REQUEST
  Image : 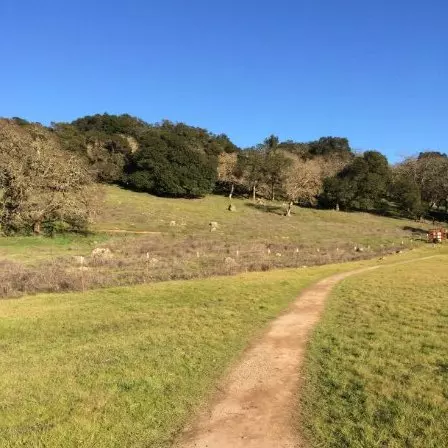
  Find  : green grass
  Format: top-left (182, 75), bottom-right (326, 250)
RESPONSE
top-left (96, 185), bottom-right (427, 247)
top-left (0, 246), bottom-right (445, 446)
top-left (301, 253), bottom-right (448, 447)
top-left (0, 234), bottom-right (109, 263)
top-left (0, 254), bottom-right (396, 448)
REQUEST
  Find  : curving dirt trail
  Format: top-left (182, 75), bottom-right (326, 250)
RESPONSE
top-left (175, 266), bottom-right (380, 448)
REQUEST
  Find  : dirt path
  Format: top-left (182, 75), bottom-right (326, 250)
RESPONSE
top-left (175, 266), bottom-right (379, 448)
top-left (96, 229), bottom-right (162, 235)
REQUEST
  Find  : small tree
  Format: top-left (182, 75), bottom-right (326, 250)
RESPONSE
top-left (263, 150), bottom-right (291, 201)
top-left (0, 120), bottom-right (96, 235)
top-left (390, 176), bottom-right (424, 218)
top-left (217, 152), bottom-right (240, 199)
top-left (394, 153), bottom-right (448, 213)
top-left (238, 149), bottom-right (265, 201)
top-left (283, 157), bottom-right (322, 216)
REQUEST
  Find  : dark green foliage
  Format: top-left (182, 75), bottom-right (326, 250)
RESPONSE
top-left (52, 114), bottom-right (237, 197)
top-left (308, 136), bottom-right (351, 157)
top-left (52, 122), bottom-right (133, 183)
top-left (278, 140), bottom-right (310, 158)
top-left (2, 112), bottom-right (402, 211)
top-left (125, 131), bottom-right (217, 197)
top-left (321, 151), bottom-right (390, 210)
top-left (390, 177), bottom-right (424, 218)
top-left (417, 151), bottom-right (447, 160)
top-left (156, 120), bottom-right (238, 157)
top-left (71, 113), bottom-right (149, 137)
top-left (237, 137), bottom-right (292, 201)
top-left (279, 136), bottom-right (353, 160)
top-left (321, 177), bottom-right (354, 209)
top-left (264, 134), bottom-right (280, 151)
top-left (263, 147), bottom-right (291, 201)
top-left (11, 117), bottom-right (30, 126)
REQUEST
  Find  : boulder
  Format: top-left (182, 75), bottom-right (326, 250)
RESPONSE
top-left (224, 257), bottom-right (237, 266)
top-left (209, 221), bottom-right (219, 232)
top-left (91, 248), bottom-right (113, 259)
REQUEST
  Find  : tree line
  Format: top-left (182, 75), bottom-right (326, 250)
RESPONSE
top-left (0, 114), bottom-right (447, 235)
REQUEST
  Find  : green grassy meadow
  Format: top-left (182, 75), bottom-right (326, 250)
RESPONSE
top-left (0, 243), bottom-right (446, 446)
top-left (95, 186), bottom-right (427, 247)
top-left (301, 253), bottom-right (448, 447)
top-left (0, 260), bottom-right (373, 448)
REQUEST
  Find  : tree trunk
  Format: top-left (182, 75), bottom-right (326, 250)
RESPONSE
top-left (229, 183), bottom-right (234, 200)
top-left (271, 183), bottom-right (275, 201)
top-left (286, 201), bottom-right (293, 216)
top-left (33, 221), bottom-right (42, 235)
top-left (252, 184), bottom-right (256, 202)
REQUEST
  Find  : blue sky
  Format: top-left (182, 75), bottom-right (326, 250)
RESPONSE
top-left (1, 0), bottom-right (447, 161)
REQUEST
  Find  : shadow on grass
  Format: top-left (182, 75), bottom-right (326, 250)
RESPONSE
top-left (245, 202), bottom-right (286, 216)
top-left (402, 226), bottom-right (427, 236)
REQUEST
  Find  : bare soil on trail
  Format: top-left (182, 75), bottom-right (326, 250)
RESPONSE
top-left (97, 229), bottom-right (162, 234)
top-left (175, 267), bottom-right (378, 448)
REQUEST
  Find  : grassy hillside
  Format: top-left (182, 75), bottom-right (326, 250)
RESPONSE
top-left (96, 186), bottom-right (427, 245)
top-left (301, 253), bottom-right (448, 447)
top-left (0, 185), bottom-right (432, 298)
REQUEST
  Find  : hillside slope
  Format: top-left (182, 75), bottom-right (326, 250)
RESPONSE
top-left (0, 185), bottom-right (431, 298)
top-left (95, 185), bottom-right (427, 246)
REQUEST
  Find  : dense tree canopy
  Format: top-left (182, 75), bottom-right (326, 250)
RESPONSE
top-left (321, 151), bottom-right (390, 210)
top-left (391, 152), bottom-right (448, 217)
top-left (124, 130), bottom-right (217, 197)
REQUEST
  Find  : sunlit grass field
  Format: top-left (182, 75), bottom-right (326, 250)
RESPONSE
top-left (95, 186), bottom-right (427, 247)
top-left (301, 254), bottom-right (448, 447)
top-left (0, 185), bottom-right (428, 264)
top-left (0, 260), bottom-right (366, 448)
top-left (0, 246), bottom-right (446, 446)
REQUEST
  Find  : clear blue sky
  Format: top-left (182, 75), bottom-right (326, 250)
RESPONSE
top-left (1, 0), bottom-right (447, 161)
